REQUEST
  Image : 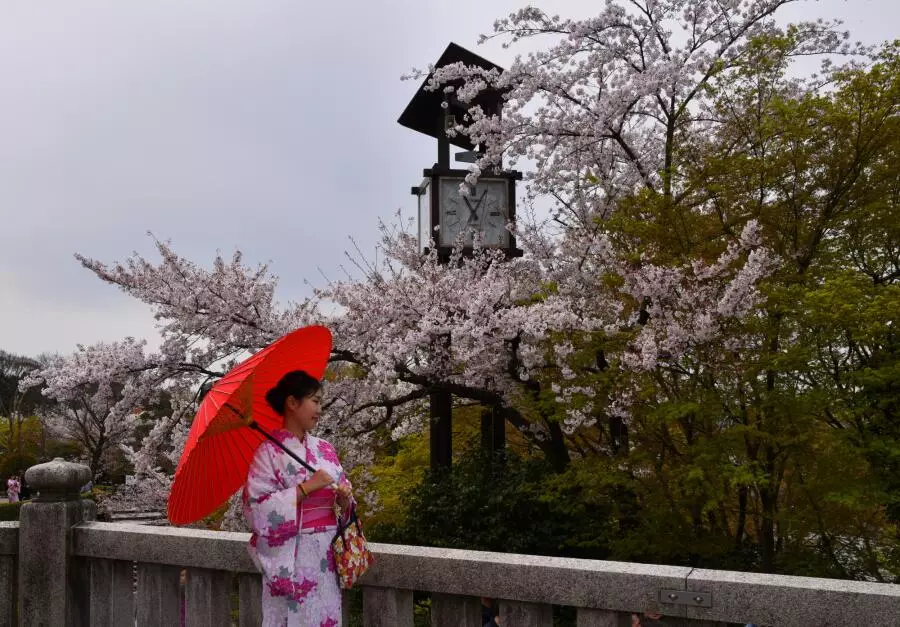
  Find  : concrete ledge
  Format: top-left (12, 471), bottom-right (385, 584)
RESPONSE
top-left (363, 543), bottom-right (690, 615)
top-left (0, 522), bottom-right (18, 556)
top-left (685, 568), bottom-right (900, 627)
top-left (68, 523), bottom-right (900, 625)
top-left (71, 525), bottom-right (687, 614)
top-left (73, 523), bottom-right (258, 573)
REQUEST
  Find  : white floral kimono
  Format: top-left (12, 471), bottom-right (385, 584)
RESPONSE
top-left (243, 430), bottom-right (353, 627)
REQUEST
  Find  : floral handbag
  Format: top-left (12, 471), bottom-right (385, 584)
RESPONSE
top-left (331, 507), bottom-right (374, 589)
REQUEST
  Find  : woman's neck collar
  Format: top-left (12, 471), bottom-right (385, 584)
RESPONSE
top-left (284, 425), bottom-right (307, 442)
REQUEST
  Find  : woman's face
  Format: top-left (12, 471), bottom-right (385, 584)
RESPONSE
top-left (284, 391), bottom-right (323, 433)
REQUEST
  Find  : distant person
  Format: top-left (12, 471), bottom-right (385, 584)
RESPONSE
top-left (6, 476), bottom-right (21, 503)
top-left (632, 612), bottom-right (664, 625)
top-left (481, 597), bottom-right (499, 626)
top-left (18, 477), bottom-right (30, 501)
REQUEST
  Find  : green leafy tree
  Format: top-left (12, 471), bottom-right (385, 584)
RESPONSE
top-left (598, 39), bottom-right (900, 576)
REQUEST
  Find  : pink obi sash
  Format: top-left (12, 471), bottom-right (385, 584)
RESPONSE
top-left (299, 487), bottom-right (337, 530)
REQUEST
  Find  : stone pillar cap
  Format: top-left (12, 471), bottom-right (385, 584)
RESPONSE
top-left (24, 458), bottom-right (92, 501)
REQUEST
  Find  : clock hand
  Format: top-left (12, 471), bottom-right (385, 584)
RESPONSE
top-left (463, 196), bottom-right (479, 224)
top-left (473, 190), bottom-right (488, 219)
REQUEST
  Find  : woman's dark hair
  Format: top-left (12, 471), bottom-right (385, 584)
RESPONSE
top-left (265, 370), bottom-right (322, 416)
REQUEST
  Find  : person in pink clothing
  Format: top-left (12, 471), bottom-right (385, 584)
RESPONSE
top-left (6, 475), bottom-right (20, 503)
top-left (242, 370), bottom-right (355, 627)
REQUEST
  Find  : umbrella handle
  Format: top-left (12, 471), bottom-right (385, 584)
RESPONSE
top-left (249, 422), bottom-right (339, 489)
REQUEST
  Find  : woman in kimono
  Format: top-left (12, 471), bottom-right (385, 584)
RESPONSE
top-left (243, 370), bottom-right (355, 627)
top-left (6, 476), bottom-right (20, 503)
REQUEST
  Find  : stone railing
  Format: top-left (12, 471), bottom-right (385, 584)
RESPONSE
top-left (1, 458), bottom-right (900, 626)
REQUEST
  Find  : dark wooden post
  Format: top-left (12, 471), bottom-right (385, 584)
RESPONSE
top-left (480, 406), bottom-right (506, 468)
top-left (430, 391), bottom-right (453, 471)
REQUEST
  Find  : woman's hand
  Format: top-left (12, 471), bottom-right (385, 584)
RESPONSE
top-left (335, 483), bottom-right (353, 510)
top-left (309, 469), bottom-right (335, 492)
top-left (298, 469), bottom-right (335, 499)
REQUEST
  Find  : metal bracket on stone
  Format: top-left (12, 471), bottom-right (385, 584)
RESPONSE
top-left (658, 589), bottom-right (712, 608)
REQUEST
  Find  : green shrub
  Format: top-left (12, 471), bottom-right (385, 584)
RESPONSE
top-left (371, 448), bottom-right (617, 560)
top-left (0, 502), bottom-right (23, 521)
top-left (83, 484), bottom-right (115, 501)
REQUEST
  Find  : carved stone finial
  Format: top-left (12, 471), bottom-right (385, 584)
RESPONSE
top-left (24, 458), bottom-right (92, 502)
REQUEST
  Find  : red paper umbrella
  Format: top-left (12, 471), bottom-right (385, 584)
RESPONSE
top-left (167, 325), bottom-right (332, 525)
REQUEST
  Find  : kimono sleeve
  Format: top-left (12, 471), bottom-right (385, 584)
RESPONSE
top-left (315, 436), bottom-right (357, 524)
top-left (336, 460), bottom-right (358, 524)
top-left (243, 443), bottom-right (305, 601)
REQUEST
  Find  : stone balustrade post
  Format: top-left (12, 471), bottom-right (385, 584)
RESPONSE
top-left (17, 458), bottom-right (95, 627)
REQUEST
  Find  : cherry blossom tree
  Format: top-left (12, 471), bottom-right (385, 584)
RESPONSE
top-left (20, 243), bottom-right (319, 503)
top-left (20, 339), bottom-right (154, 480)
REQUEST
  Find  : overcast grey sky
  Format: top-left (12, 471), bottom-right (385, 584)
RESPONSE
top-left (0, 0), bottom-right (896, 357)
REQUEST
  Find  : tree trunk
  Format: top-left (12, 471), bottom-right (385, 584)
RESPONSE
top-left (608, 415), bottom-right (629, 455)
top-left (758, 449), bottom-right (780, 573)
top-left (759, 487), bottom-right (777, 573)
top-left (480, 406), bottom-right (506, 476)
top-left (758, 311), bottom-right (783, 573)
top-left (545, 421), bottom-right (570, 472)
top-left (735, 485), bottom-right (748, 550)
top-left (88, 436), bottom-right (106, 481)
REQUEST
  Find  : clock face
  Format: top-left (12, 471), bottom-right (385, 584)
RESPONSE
top-left (438, 177), bottom-right (510, 248)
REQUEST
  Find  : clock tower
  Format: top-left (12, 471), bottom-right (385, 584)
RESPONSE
top-left (399, 43), bottom-right (516, 470)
